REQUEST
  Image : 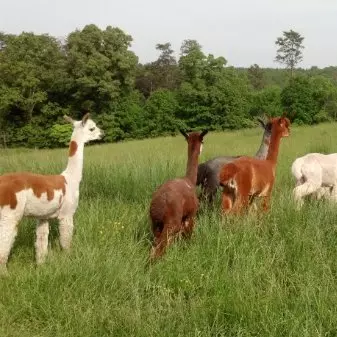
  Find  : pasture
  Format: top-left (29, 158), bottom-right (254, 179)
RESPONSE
top-left (1, 122), bottom-right (337, 337)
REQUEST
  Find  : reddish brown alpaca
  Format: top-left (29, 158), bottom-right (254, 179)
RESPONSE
top-left (149, 130), bottom-right (208, 259)
top-left (219, 116), bottom-right (290, 214)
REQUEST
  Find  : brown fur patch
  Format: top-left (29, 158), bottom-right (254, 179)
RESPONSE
top-left (219, 116), bottom-right (291, 214)
top-left (150, 130), bottom-right (207, 259)
top-left (68, 141), bottom-right (78, 157)
top-left (0, 173), bottom-right (66, 209)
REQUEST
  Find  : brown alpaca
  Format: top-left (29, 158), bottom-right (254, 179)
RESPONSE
top-left (149, 130), bottom-right (208, 259)
top-left (219, 116), bottom-right (290, 214)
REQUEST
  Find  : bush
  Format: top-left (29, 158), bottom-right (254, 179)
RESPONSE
top-left (250, 86), bottom-right (283, 117)
top-left (144, 89), bottom-right (183, 137)
top-left (49, 123), bottom-right (73, 147)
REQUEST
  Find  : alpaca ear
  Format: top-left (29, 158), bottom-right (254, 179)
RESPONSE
top-left (257, 117), bottom-right (265, 128)
top-left (179, 129), bottom-right (189, 140)
top-left (200, 130), bottom-right (208, 139)
top-left (64, 115), bottom-right (74, 124)
top-left (265, 122), bottom-right (272, 132)
top-left (82, 113), bottom-right (90, 126)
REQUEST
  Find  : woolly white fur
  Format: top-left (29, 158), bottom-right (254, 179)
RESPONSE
top-left (291, 153), bottom-right (337, 208)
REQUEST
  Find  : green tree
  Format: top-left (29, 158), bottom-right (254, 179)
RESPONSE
top-left (153, 43), bottom-right (179, 89)
top-left (0, 32), bottom-right (66, 123)
top-left (275, 30), bottom-right (304, 77)
top-left (250, 86), bottom-right (282, 117)
top-left (143, 89), bottom-right (182, 137)
top-left (135, 42), bottom-right (180, 97)
top-left (177, 40), bottom-right (251, 130)
top-left (66, 24), bottom-right (138, 113)
top-left (281, 76), bottom-right (316, 124)
top-left (310, 76), bottom-right (337, 122)
top-left (179, 40), bottom-right (205, 83)
top-left (248, 64), bottom-right (265, 90)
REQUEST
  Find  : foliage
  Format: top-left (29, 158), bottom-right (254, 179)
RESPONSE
top-left (177, 42), bottom-right (251, 130)
top-left (142, 89), bottom-right (182, 137)
top-left (281, 75), bottom-right (337, 125)
top-left (0, 26), bottom-right (336, 148)
top-left (49, 123), bottom-right (73, 147)
top-left (250, 86), bottom-right (283, 117)
top-left (248, 64), bottom-right (265, 90)
top-left (281, 76), bottom-right (316, 124)
top-left (65, 24), bottom-right (138, 113)
top-left (135, 43), bottom-right (180, 98)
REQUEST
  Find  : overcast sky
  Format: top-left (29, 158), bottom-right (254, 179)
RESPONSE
top-left (1, 0), bottom-right (336, 68)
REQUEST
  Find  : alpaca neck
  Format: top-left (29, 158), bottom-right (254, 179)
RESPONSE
top-left (62, 136), bottom-right (85, 183)
top-left (185, 149), bottom-right (199, 185)
top-left (266, 130), bottom-right (282, 164)
top-left (255, 132), bottom-right (270, 160)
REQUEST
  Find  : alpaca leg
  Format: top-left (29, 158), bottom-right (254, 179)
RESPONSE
top-left (58, 216), bottom-right (74, 251)
top-left (150, 222), bottom-right (179, 259)
top-left (328, 186), bottom-right (337, 202)
top-left (200, 179), bottom-right (217, 204)
top-left (35, 220), bottom-right (49, 265)
top-left (205, 175), bottom-right (219, 204)
top-left (262, 195), bottom-right (271, 212)
top-left (231, 198), bottom-right (242, 214)
top-left (293, 181), bottom-right (320, 209)
top-left (314, 187), bottom-right (332, 200)
top-left (182, 217), bottom-right (195, 239)
top-left (204, 187), bottom-right (217, 204)
top-left (233, 195), bottom-right (250, 214)
top-left (0, 216), bottom-right (19, 274)
top-left (221, 192), bottom-right (234, 213)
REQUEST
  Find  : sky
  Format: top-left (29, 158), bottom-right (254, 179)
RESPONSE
top-left (1, 0), bottom-right (336, 68)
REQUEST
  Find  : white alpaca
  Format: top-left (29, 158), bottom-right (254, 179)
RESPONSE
top-left (291, 153), bottom-right (337, 208)
top-left (0, 113), bottom-right (103, 274)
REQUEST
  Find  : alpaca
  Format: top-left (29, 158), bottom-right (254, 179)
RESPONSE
top-left (197, 118), bottom-right (272, 203)
top-left (219, 116), bottom-right (290, 214)
top-left (149, 130), bottom-right (208, 259)
top-left (0, 113), bottom-right (103, 274)
top-left (292, 153), bottom-right (337, 208)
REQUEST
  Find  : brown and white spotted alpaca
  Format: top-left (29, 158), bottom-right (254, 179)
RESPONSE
top-left (149, 130), bottom-right (208, 260)
top-left (0, 113), bottom-right (103, 274)
top-left (219, 116), bottom-right (290, 214)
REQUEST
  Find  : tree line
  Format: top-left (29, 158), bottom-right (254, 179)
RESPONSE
top-left (0, 25), bottom-right (336, 148)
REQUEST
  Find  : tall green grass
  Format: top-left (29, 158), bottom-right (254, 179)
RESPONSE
top-left (1, 123), bottom-right (337, 336)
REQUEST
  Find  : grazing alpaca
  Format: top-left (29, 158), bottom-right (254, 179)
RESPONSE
top-left (0, 113), bottom-right (103, 274)
top-left (197, 118), bottom-right (272, 203)
top-left (149, 130), bottom-right (208, 259)
top-left (219, 116), bottom-right (290, 214)
top-left (292, 153), bottom-right (337, 208)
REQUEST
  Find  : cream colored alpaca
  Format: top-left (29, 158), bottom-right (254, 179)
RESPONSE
top-left (0, 113), bottom-right (103, 274)
top-left (292, 153), bottom-right (337, 208)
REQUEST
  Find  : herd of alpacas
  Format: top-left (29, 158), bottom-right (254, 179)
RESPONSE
top-left (0, 112), bottom-right (335, 273)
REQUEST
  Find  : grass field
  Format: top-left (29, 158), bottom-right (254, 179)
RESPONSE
top-left (1, 122), bottom-right (337, 337)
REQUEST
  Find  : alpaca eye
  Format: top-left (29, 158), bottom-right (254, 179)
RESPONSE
top-left (89, 127), bottom-right (95, 131)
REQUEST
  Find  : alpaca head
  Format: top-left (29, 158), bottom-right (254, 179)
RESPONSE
top-left (64, 113), bottom-right (104, 143)
top-left (179, 130), bottom-right (208, 154)
top-left (270, 115), bottom-right (291, 138)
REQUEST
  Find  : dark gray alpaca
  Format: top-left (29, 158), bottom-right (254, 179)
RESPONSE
top-left (197, 118), bottom-right (272, 203)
